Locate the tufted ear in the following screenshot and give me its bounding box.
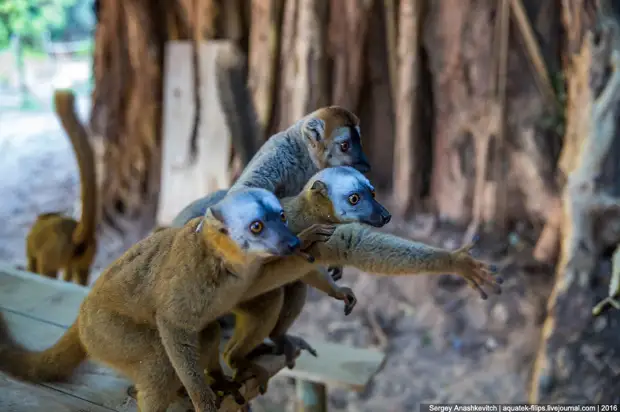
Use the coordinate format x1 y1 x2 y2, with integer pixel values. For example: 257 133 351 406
310 180 329 198
302 117 326 147
202 206 228 234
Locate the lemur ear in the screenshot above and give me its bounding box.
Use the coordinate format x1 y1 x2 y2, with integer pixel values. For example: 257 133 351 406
203 206 229 235
302 118 326 147
310 180 329 197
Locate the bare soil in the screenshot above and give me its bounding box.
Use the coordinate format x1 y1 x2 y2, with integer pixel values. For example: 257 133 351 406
0 105 555 412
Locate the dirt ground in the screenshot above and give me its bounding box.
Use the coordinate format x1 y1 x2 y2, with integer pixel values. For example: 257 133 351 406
0 104 555 411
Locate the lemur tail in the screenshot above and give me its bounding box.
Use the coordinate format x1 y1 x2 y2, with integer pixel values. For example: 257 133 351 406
0 313 86 383
53 89 98 248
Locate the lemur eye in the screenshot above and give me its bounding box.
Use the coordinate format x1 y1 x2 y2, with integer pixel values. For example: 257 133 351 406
348 194 360 205
249 220 264 234
340 141 350 152
371 190 376 198
280 211 287 222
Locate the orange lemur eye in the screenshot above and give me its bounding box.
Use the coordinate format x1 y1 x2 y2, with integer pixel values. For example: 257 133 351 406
348 194 360 205
371 190 376 198
249 221 264 234
340 141 350 152
280 211 287 222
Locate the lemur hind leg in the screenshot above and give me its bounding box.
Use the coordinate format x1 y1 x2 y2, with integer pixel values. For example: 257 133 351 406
247 281 317 369
223 288 284 394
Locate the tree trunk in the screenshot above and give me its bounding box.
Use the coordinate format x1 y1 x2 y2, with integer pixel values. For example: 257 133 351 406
248 0 285 140
529 2 620 402
327 0 372 111
391 0 424 218
274 0 329 130
423 0 561 229
358 0 396 190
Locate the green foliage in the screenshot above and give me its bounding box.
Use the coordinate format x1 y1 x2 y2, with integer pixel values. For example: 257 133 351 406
0 0 78 49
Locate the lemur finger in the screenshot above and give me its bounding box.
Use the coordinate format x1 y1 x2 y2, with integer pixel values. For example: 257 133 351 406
329 266 343 281
465 276 488 300
295 250 315 263
343 291 357 316
292 336 318 357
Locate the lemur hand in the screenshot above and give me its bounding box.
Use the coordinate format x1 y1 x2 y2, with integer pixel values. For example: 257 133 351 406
451 236 503 300
328 265 343 281
335 286 357 315
297 224 337 250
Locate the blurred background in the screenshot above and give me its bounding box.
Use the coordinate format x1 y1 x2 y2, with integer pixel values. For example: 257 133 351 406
1 0 619 410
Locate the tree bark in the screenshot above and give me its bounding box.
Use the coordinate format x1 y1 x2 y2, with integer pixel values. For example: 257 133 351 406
391 0 423 218
529 6 620 402
327 0 372 110
248 0 285 139
423 0 561 228
358 0 396 189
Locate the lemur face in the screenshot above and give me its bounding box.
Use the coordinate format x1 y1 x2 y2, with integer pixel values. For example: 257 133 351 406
208 188 300 257
309 166 391 228
302 107 371 173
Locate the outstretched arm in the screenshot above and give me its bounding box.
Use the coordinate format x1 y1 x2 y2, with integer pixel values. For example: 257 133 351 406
309 223 502 299
255 223 501 300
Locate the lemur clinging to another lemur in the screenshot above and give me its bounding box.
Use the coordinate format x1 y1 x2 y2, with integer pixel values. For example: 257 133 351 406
0 188 328 412
189 166 392 372
25 89 98 286
169 104 370 315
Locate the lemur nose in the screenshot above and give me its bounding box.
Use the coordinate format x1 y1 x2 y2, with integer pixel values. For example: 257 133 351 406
382 213 392 224
287 237 301 252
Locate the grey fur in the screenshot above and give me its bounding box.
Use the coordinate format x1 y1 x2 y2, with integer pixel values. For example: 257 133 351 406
171 190 228 228
170 111 369 227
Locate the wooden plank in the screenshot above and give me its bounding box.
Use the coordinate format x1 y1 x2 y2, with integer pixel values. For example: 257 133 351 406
0 309 288 412
0 310 143 412
277 339 386 391
0 373 113 412
197 41 234 193
0 266 384 399
156 40 233 226
0 263 87 326
0 269 289 411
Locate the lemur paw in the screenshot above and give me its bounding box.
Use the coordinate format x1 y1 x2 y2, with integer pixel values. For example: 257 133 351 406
451 235 503 300
231 360 270 395
328 265 343 281
273 334 318 369
297 224 337 250
208 372 245 406
336 286 357 315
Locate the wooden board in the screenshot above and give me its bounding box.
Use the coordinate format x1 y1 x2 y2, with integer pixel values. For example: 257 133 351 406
157 40 234 226
0 265 386 410
278 340 386 391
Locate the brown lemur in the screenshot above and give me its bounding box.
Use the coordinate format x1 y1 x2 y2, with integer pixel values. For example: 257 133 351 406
25 89 98 286
0 188 330 412
201 166 393 372
169 105 368 314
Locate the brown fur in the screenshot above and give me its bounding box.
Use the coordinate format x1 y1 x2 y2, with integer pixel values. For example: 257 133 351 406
25 89 98 286
302 106 360 169
0 213 328 412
